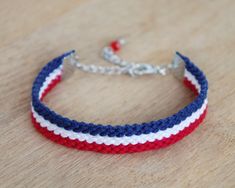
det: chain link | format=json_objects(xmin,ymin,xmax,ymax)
[{"xmin": 63, "ymin": 39, "xmax": 182, "ymax": 77}]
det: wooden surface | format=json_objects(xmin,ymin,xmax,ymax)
[{"xmin": 0, "ymin": 0, "xmax": 235, "ymax": 187}]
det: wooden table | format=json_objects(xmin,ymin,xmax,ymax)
[{"xmin": 1, "ymin": 0, "xmax": 234, "ymax": 187}]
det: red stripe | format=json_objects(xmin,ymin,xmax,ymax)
[
  {"xmin": 183, "ymin": 77, "xmax": 199, "ymax": 95},
  {"xmin": 40, "ymin": 75, "xmax": 62, "ymax": 101},
  {"xmin": 33, "ymin": 72, "xmax": 206, "ymax": 154},
  {"xmin": 31, "ymin": 108, "xmax": 207, "ymax": 154}
]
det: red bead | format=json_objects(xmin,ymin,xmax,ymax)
[{"xmin": 110, "ymin": 41, "xmax": 121, "ymax": 52}]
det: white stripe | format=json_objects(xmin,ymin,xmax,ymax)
[
  {"xmin": 33, "ymin": 66, "xmax": 207, "ymax": 146},
  {"xmin": 184, "ymin": 69, "xmax": 201, "ymax": 92},
  {"xmin": 39, "ymin": 65, "xmax": 63, "ymax": 99},
  {"xmin": 32, "ymin": 99, "xmax": 207, "ymax": 145}
]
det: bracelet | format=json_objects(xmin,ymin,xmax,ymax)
[{"xmin": 31, "ymin": 39, "xmax": 208, "ymax": 154}]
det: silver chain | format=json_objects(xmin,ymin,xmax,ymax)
[{"xmin": 63, "ymin": 39, "xmax": 182, "ymax": 77}]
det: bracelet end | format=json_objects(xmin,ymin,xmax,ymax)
[
  {"xmin": 170, "ymin": 52, "xmax": 185, "ymax": 80},
  {"xmin": 62, "ymin": 50, "xmax": 78, "ymax": 80}
]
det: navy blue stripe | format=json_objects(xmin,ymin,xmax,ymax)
[{"xmin": 32, "ymin": 51, "xmax": 208, "ymax": 137}]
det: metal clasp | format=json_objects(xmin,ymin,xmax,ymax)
[
  {"xmin": 64, "ymin": 38, "xmax": 186, "ymax": 78},
  {"xmin": 128, "ymin": 64, "xmax": 156, "ymax": 76}
]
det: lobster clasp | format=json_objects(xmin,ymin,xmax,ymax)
[
  {"xmin": 128, "ymin": 64, "xmax": 157, "ymax": 76},
  {"xmin": 128, "ymin": 63, "xmax": 168, "ymax": 77}
]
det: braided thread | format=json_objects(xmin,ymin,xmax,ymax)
[
  {"xmin": 32, "ymin": 107, "xmax": 207, "ymax": 154},
  {"xmin": 31, "ymin": 51, "xmax": 208, "ymax": 153}
]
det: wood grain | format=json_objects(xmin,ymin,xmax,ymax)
[{"xmin": 0, "ymin": 0, "xmax": 235, "ymax": 187}]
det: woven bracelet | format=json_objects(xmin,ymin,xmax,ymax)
[{"xmin": 31, "ymin": 39, "xmax": 208, "ymax": 154}]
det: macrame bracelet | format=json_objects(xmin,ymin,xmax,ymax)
[{"xmin": 31, "ymin": 39, "xmax": 208, "ymax": 154}]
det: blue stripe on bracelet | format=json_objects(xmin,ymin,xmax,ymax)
[{"xmin": 32, "ymin": 51, "xmax": 208, "ymax": 137}]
